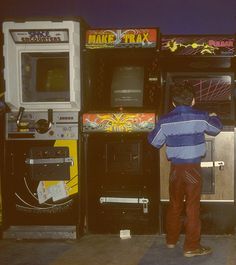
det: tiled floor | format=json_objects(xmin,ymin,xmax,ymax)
[{"xmin": 0, "ymin": 234, "xmax": 235, "ymax": 265}]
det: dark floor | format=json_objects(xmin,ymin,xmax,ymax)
[{"xmin": 0, "ymin": 234, "xmax": 236, "ymax": 265}]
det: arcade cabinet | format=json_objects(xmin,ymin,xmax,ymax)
[
  {"xmin": 1, "ymin": 19, "xmax": 86, "ymax": 238},
  {"xmin": 82, "ymin": 28, "xmax": 162, "ymax": 234},
  {"xmin": 159, "ymin": 34, "xmax": 236, "ymax": 234},
  {"xmin": 0, "ymin": 96, "xmax": 4, "ymax": 226}
]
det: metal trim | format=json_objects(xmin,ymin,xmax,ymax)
[
  {"xmin": 160, "ymin": 199, "xmax": 234, "ymax": 202},
  {"xmin": 99, "ymin": 197, "xmax": 149, "ymax": 204},
  {"xmin": 25, "ymin": 157, "xmax": 73, "ymax": 165},
  {"xmin": 201, "ymin": 161, "xmax": 224, "ymax": 168}
]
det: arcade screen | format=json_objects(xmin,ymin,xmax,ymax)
[
  {"xmin": 169, "ymin": 74, "xmax": 234, "ymax": 121},
  {"xmin": 21, "ymin": 52, "xmax": 70, "ymax": 102},
  {"xmin": 110, "ymin": 66, "xmax": 144, "ymax": 107}
]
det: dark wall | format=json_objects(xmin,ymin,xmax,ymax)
[{"xmin": 1, "ymin": 0, "xmax": 236, "ymax": 34}]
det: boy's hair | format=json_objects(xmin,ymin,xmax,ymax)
[{"xmin": 171, "ymin": 81, "xmax": 195, "ymax": 106}]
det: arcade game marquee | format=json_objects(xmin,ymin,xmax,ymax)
[
  {"xmin": 1, "ymin": 18, "xmax": 86, "ymax": 238},
  {"xmin": 159, "ymin": 35, "xmax": 236, "ymax": 234},
  {"xmin": 82, "ymin": 28, "xmax": 162, "ymax": 234}
]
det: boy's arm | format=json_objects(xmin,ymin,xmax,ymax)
[
  {"xmin": 205, "ymin": 113, "xmax": 223, "ymax": 136},
  {"xmin": 147, "ymin": 122, "xmax": 166, "ymax": 148}
]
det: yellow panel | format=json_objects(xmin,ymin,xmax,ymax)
[{"xmin": 43, "ymin": 140, "xmax": 78, "ymax": 197}]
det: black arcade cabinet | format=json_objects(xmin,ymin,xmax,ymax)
[{"xmin": 82, "ymin": 28, "xmax": 162, "ymax": 234}]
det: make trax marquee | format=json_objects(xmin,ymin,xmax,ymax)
[{"xmin": 85, "ymin": 28, "xmax": 158, "ymax": 49}]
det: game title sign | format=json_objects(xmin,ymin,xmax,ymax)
[
  {"xmin": 86, "ymin": 28, "xmax": 158, "ymax": 49},
  {"xmin": 83, "ymin": 113, "xmax": 156, "ymax": 132},
  {"xmin": 162, "ymin": 35, "xmax": 235, "ymax": 56},
  {"xmin": 10, "ymin": 29, "xmax": 69, "ymax": 43}
]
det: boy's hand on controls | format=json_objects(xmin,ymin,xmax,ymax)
[{"xmin": 209, "ymin": 112, "xmax": 217, "ymax": 116}]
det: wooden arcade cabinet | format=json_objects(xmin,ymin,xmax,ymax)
[{"xmin": 159, "ymin": 34, "xmax": 236, "ymax": 234}]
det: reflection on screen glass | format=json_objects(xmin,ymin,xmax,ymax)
[
  {"xmin": 36, "ymin": 58, "xmax": 69, "ymax": 92},
  {"xmin": 187, "ymin": 76, "xmax": 231, "ymax": 102},
  {"xmin": 111, "ymin": 66, "xmax": 144, "ymax": 108},
  {"xmin": 21, "ymin": 52, "xmax": 70, "ymax": 102}
]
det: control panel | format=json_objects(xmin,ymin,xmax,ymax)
[{"xmin": 6, "ymin": 111, "xmax": 79, "ymax": 140}]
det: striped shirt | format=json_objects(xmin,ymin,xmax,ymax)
[{"xmin": 148, "ymin": 105, "xmax": 223, "ymax": 164}]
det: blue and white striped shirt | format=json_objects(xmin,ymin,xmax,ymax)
[{"xmin": 148, "ymin": 106, "xmax": 223, "ymax": 164}]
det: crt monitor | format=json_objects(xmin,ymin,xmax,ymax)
[
  {"xmin": 21, "ymin": 52, "xmax": 70, "ymax": 103},
  {"xmin": 110, "ymin": 66, "xmax": 144, "ymax": 108},
  {"xmin": 167, "ymin": 73, "xmax": 234, "ymax": 122}
]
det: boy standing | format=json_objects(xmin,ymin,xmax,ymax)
[{"xmin": 148, "ymin": 82, "xmax": 222, "ymax": 257}]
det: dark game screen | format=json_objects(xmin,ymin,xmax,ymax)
[{"xmin": 170, "ymin": 74, "xmax": 234, "ymax": 121}]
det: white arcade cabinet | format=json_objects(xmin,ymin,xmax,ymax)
[{"xmin": 2, "ymin": 19, "xmax": 86, "ymax": 239}]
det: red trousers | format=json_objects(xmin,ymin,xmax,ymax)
[{"xmin": 166, "ymin": 163, "xmax": 202, "ymax": 251}]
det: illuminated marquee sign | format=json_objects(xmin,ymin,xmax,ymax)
[
  {"xmin": 10, "ymin": 29, "xmax": 69, "ymax": 43},
  {"xmin": 162, "ymin": 35, "xmax": 234, "ymax": 56},
  {"xmin": 82, "ymin": 113, "xmax": 156, "ymax": 132},
  {"xmin": 86, "ymin": 28, "xmax": 158, "ymax": 49}
]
